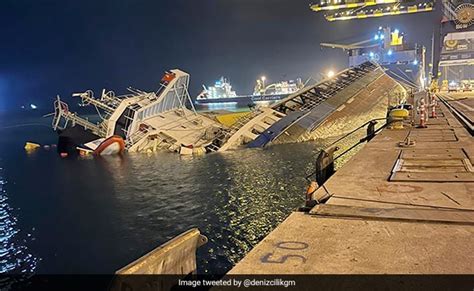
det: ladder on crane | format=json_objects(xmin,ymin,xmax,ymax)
[{"xmin": 52, "ymin": 96, "xmax": 107, "ymax": 136}]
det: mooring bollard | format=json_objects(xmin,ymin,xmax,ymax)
[
  {"xmin": 366, "ymin": 120, "xmax": 377, "ymax": 141},
  {"xmin": 315, "ymin": 146, "xmax": 339, "ymax": 186}
]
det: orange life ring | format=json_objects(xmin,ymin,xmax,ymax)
[{"xmin": 93, "ymin": 135, "xmax": 125, "ymax": 156}]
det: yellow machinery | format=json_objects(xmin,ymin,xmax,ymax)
[
  {"xmin": 388, "ymin": 108, "xmax": 409, "ymax": 129},
  {"xmin": 390, "ymin": 30, "xmax": 403, "ymax": 46}
]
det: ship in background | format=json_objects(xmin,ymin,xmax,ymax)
[
  {"xmin": 321, "ymin": 26, "xmax": 426, "ymax": 90},
  {"xmin": 195, "ymin": 76, "xmax": 304, "ymax": 106}
]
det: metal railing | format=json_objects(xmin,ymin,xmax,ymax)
[
  {"xmin": 273, "ymin": 62, "xmax": 378, "ymax": 114},
  {"xmin": 437, "ymin": 94, "xmax": 474, "ymax": 135},
  {"xmin": 305, "ymin": 117, "xmax": 390, "ymax": 183},
  {"xmin": 206, "ymin": 110, "xmax": 261, "ymax": 152},
  {"xmin": 52, "ymin": 97, "xmax": 106, "ymax": 136},
  {"xmin": 125, "ymin": 122, "xmax": 157, "ymax": 150}
]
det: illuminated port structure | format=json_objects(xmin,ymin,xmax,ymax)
[
  {"xmin": 436, "ymin": 2, "xmax": 474, "ymax": 91},
  {"xmin": 311, "ymin": 0, "xmax": 474, "ymax": 89},
  {"xmin": 439, "ymin": 29, "xmax": 474, "ymax": 91},
  {"xmin": 310, "ymin": 0, "xmax": 435, "ymax": 21},
  {"xmin": 321, "ymin": 27, "xmax": 426, "ymax": 88}
]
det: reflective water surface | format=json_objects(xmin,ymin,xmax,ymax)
[
  {"xmin": 0, "ymin": 166, "xmax": 39, "ymax": 274},
  {"xmin": 0, "ymin": 112, "xmax": 325, "ymax": 274}
]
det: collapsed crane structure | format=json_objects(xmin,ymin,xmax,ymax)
[
  {"xmin": 206, "ymin": 61, "xmax": 406, "ymax": 152},
  {"xmin": 52, "ymin": 70, "xmax": 224, "ymax": 155}
]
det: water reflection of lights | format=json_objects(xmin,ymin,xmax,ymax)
[
  {"xmin": 95, "ymin": 155, "xmax": 128, "ymax": 181},
  {"xmin": 202, "ymin": 149, "xmax": 310, "ymax": 269},
  {"xmin": 203, "ymin": 102, "xmax": 239, "ymax": 111},
  {"xmin": 0, "ymin": 168, "xmax": 38, "ymax": 275}
]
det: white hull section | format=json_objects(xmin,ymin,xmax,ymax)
[
  {"xmin": 128, "ymin": 108, "xmax": 221, "ymax": 153},
  {"xmin": 99, "ymin": 142, "xmax": 122, "ymax": 155},
  {"xmin": 52, "ymin": 69, "xmax": 225, "ymax": 156}
]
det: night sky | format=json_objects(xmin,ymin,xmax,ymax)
[{"xmin": 0, "ymin": 0, "xmax": 437, "ymax": 112}]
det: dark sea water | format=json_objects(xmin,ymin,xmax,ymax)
[{"xmin": 0, "ymin": 111, "xmax": 323, "ymax": 275}]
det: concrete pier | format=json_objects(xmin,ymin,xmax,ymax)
[{"xmin": 229, "ymin": 93, "xmax": 474, "ymax": 274}]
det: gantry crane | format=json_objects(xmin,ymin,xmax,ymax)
[{"xmin": 311, "ymin": 0, "xmax": 474, "ymax": 88}]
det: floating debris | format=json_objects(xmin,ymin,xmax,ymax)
[{"xmin": 24, "ymin": 142, "xmax": 40, "ymax": 152}]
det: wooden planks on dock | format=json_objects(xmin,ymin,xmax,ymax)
[{"xmin": 311, "ymin": 204, "xmax": 474, "ymax": 225}]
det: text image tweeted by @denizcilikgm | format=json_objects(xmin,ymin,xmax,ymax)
[{"xmin": 178, "ymin": 278, "xmax": 296, "ymax": 288}]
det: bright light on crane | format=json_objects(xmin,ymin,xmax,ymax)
[{"xmin": 326, "ymin": 70, "xmax": 335, "ymax": 78}]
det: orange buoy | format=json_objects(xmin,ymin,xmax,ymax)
[{"xmin": 93, "ymin": 135, "xmax": 125, "ymax": 156}]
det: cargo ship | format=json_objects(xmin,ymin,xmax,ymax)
[{"xmin": 194, "ymin": 77, "xmax": 304, "ymax": 106}]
